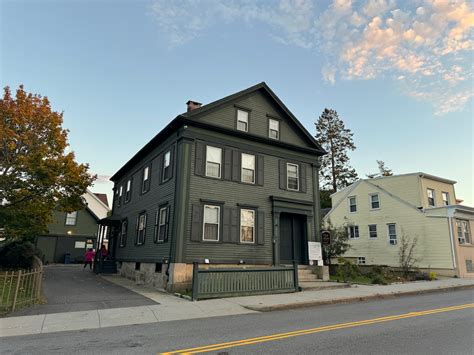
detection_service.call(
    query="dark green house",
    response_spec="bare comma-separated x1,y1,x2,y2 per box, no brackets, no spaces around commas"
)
103,82,326,291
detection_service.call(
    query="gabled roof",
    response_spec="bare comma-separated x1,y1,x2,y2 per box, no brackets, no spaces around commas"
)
93,193,109,207
83,190,110,220
363,172,456,185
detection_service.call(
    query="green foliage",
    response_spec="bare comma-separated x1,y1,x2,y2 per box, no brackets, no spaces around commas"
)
321,219,351,265
336,258,361,282
320,188,333,209
0,239,39,269
428,271,437,281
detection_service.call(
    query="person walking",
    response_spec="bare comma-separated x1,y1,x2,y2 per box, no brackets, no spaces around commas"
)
84,248,95,270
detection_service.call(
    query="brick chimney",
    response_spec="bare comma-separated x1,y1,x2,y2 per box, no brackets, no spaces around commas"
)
186,100,202,112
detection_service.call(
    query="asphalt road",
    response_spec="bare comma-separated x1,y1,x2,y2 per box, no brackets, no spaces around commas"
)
10,265,156,316
1,289,473,354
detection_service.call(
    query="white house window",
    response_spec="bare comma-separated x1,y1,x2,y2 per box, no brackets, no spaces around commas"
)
357,257,366,265
240,209,255,243
269,119,279,139
65,211,77,226
348,225,359,239
388,223,397,245
125,179,131,202
457,220,471,244
136,213,147,245
236,109,249,132
442,192,449,206
205,146,222,179
370,193,380,209
203,205,220,241
119,220,128,247
368,224,377,239
241,153,255,184
142,166,150,193
349,196,357,213
155,207,167,242
162,150,171,181
287,163,299,191
118,185,123,205
427,189,435,207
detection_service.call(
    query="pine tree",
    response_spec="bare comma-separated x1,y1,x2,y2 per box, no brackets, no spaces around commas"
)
377,160,393,176
315,108,358,192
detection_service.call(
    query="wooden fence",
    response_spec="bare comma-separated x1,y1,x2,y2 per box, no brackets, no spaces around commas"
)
0,268,44,313
192,262,299,301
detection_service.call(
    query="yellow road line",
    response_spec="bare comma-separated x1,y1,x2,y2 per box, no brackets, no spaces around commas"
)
161,303,474,354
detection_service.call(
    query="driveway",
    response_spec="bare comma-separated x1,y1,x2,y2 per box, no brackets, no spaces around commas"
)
10,265,157,316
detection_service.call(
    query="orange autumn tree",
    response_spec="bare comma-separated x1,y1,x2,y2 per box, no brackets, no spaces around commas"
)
0,85,96,240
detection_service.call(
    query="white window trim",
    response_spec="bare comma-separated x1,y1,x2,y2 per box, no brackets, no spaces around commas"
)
368,224,377,239
348,196,357,213
137,213,147,245
236,109,249,132
240,209,255,244
427,188,435,207
286,163,299,191
241,153,256,184
120,220,127,247
205,146,222,179
357,257,366,265
157,207,167,242
387,223,397,246
162,150,171,181
268,118,280,140
442,191,450,206
202,205,220,242
369,193,380,210
348,225,359,239
65,211,77,226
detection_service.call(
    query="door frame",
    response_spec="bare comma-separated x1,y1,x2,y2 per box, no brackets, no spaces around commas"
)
279,212,308,264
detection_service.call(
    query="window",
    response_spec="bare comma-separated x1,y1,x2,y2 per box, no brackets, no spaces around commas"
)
236,109,249,132
205,146,222,179
442,192,450,206
241,153,255,184
203,205,220,241
457,220,471,244
357,257,366,265
370,193,380,209
240,209,255,243
118,185,123,206
125,179,132,203
427,188,435,207
269,118,279,139
136,213,147,245
388,223,397,245
287,163,299,191
154,207,168,243
368,224,377,239
348,225,359,239
162,150,172,182
142,166,150,193
119,220,128,247
349,196,357,213
65,211,77,226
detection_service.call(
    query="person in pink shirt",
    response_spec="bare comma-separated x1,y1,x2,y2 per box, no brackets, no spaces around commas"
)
84,248,95,270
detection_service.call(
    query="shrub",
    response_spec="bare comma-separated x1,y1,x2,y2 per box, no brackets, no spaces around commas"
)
371,274,388,285
428,271,437,281
336,258,361,282
0,239,39,269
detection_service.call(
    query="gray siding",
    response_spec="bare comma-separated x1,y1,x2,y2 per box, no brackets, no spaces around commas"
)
113,135,177,262
194,90,311,149
47,209,98,237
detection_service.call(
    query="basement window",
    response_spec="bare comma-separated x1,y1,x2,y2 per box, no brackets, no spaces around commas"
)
155,263,163,273
135,262,141,271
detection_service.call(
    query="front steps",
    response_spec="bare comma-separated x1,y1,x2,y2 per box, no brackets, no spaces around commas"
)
298,265,319,282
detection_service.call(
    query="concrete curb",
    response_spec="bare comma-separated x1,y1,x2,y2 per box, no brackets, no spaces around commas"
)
244,284,474,312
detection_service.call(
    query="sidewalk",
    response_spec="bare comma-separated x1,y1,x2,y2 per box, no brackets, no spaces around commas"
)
1,276,473,337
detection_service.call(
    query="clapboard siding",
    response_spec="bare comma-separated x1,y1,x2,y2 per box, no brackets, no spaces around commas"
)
194,90,311,149
113,135,177,262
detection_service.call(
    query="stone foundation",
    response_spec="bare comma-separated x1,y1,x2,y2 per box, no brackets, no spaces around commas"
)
118,262,169,290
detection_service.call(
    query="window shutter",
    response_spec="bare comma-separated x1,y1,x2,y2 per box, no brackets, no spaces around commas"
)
135,216,139,245
300,164,307,193
169,145,175,181
232,150,241,182
143,213,147,245
191,204,203,242
164,206,170,242
257,211,265,245
279,160,286,190
223,148,232,181
157,154,163,184
256,155,264,186
195,142,205,176
230,208,239,243
222,207,232,243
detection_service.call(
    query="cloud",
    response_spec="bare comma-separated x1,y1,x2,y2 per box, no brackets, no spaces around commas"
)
150,0,474,115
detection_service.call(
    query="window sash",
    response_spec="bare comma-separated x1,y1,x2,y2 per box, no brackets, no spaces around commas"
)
369,224,377,238
286,163,299,191
156,207,167,242
203,205,220,241
137,214,147,245
427,189,435,206
348,226,359,239
349,197,357,212
241,153,255,184
120,221,127,246
237,110,249,132
240,209,255,243
442,192,449,205
142,166,150,192
370,194,380,209
163,151,171,181
65,211,77,225
388,224,397,245
269,119,279,139
206,146,222,178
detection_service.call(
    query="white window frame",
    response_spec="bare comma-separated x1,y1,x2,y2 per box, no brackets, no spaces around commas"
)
388,223,397,245
236,109,249,132
125,179,131,202
65,211,78,226
369,193,380,210
142,166,150,193
241,153,256,184
442,191,450,206
202,205,220,242
348,196,357,213
240,209,255,244
162,150,171,182
348,225,359,239
427,188,435,207
368,224,377,239
119,220,127,247
268,118,279,140
286,163,299,191
357,257,366,265
137,213,147,245
205,146,222,179
156,207,167,242
457,220,471,245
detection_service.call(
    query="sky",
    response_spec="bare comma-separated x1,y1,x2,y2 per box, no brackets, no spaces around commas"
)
1,0,473,206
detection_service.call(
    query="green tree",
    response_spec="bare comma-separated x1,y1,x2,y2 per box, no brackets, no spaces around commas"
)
315,108,358,192
321,218,351,265
0,85,96,240
367,160,393,178
320,189,332,209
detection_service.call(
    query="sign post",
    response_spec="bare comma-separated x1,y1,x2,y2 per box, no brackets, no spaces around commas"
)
308,241,323,266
